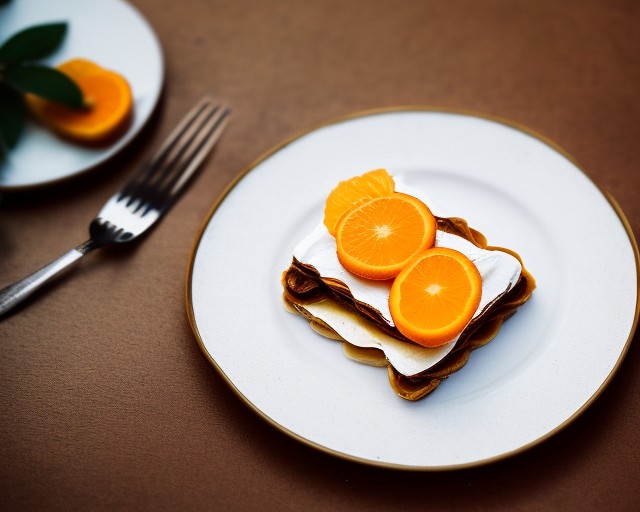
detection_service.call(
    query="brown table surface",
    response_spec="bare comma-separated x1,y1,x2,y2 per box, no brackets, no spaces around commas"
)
2,0,639,510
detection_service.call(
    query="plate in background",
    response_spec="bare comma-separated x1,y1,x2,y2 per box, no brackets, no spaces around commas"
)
0,0,164,190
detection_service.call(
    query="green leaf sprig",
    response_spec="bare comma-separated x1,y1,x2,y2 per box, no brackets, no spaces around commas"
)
0,21,84,157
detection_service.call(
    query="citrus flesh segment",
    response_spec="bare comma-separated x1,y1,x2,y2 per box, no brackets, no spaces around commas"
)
335,192,437,280
389,247,482,347
323,169,395,236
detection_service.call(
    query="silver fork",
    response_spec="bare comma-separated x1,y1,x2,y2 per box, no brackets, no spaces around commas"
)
0,97,230,317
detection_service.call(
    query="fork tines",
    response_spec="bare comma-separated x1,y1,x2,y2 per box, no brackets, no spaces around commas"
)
120,98,230,214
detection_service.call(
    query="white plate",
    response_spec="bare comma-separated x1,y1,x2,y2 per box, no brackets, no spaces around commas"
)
0,0,164,190
187,109,639,469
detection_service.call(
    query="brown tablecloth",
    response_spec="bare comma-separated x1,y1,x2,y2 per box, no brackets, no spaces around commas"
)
2,0,639,510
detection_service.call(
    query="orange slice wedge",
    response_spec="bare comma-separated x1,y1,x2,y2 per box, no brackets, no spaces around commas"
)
335,192,437,280
324,169,395,236
389,247,482,347
26,58,133,145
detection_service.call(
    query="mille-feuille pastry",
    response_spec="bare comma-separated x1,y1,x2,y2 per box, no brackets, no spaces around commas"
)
282,169,535,400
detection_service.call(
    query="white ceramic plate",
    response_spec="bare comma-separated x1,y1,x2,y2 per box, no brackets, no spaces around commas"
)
0,0,164,190
187,109,639,469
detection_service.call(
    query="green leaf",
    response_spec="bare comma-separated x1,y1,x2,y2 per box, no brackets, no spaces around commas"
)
0,22,67,65
4,64,83,109
0,83,26,149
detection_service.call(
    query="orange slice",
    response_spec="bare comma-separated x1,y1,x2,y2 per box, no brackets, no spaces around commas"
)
324,169,395,236
335,192,437,280
26,58,133,145
389,247,482,347
57,58,104,78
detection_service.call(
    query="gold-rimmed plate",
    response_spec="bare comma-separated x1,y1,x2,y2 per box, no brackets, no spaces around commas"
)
186,109,638,469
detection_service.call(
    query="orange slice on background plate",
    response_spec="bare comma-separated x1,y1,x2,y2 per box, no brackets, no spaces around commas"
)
57,58,104,78
26,58,133,145
389,247,482,347
335,192,437,280
323,168,395,236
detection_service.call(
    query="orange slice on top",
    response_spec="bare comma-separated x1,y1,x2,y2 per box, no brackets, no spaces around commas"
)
324,169,395,236
26,58,133,145
335,192,437,280
389,247,482,347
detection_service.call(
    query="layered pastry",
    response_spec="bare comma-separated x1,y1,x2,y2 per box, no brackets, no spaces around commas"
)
282,170,535,400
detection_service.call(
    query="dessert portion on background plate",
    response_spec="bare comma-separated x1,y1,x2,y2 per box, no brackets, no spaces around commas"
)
282,169,536,400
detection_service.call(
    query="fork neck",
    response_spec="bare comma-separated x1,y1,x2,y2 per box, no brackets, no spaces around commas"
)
78,239,102,254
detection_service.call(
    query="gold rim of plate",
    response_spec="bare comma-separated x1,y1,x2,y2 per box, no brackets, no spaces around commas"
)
184,106,640,471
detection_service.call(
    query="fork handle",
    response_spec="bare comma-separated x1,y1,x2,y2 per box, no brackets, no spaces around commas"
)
0,240,97,317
